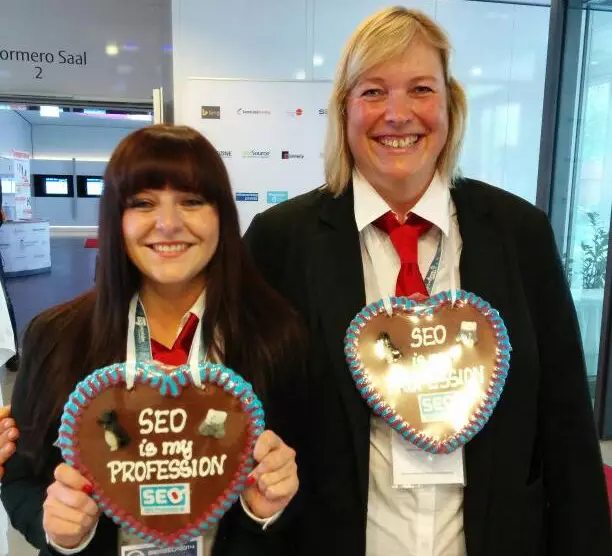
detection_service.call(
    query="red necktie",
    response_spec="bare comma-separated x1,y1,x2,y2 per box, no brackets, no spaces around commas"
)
374,211,432,296
150,313,199,366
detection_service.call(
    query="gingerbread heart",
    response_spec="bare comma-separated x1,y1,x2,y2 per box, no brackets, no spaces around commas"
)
344,290,510,454
58,362,264,547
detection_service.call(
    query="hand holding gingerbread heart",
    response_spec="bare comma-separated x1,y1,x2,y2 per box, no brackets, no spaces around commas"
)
243,430,298,519
43,464,100,549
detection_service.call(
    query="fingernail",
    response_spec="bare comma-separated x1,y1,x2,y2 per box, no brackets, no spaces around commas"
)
245,476,257,488
82,482,94,495
7,430,17,440
3,421,12,430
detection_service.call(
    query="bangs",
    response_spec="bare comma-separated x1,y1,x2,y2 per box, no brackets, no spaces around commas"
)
343,12,450,96
109,130,217,206
346,27,419,92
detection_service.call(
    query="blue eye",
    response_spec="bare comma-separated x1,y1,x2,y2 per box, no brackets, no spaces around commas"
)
414,86,434,94
362,88,384,97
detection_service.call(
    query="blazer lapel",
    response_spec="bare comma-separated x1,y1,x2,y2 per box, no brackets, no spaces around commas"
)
309,186,371,503
452,181,511,556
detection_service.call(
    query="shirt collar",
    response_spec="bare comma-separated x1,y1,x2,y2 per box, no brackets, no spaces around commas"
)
353,169,451,237
180,289,206,329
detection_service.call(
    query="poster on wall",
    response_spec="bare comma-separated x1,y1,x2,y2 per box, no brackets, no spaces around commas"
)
181,78,333,232
12,150,32,220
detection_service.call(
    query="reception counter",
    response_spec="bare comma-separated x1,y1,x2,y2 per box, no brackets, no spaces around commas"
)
0,219,51,277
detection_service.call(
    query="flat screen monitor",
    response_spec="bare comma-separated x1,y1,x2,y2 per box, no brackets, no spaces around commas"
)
77,176,104,197
33,174,74,197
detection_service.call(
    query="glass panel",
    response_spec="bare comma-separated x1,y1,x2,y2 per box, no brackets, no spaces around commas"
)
566,9,612,397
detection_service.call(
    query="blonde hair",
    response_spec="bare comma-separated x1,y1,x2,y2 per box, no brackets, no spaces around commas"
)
324,6,468,194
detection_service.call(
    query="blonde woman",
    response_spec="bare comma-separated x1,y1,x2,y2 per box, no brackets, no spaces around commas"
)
245,7,611,556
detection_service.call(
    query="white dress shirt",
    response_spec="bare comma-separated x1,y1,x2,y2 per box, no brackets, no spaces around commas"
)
353,170,467,556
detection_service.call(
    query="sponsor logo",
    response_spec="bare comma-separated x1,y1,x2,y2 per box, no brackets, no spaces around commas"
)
281,150,304,160
286,108,303,117
236,192,259,202
318,108,328,115
418,392,461,423
242,150,271,159
237,108,271,116
267,191,289,204
139,483,190,516
217,150,232,159
201,105,221,119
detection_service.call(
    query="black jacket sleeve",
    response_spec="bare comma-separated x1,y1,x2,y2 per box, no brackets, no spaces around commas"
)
524,210,612,554
1,315,54,552
0,316,119,556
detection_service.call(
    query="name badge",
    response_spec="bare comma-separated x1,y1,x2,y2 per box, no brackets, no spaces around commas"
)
121,536,203,556
391,432,465,488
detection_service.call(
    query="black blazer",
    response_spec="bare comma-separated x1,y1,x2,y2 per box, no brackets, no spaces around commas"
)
243,178,612,556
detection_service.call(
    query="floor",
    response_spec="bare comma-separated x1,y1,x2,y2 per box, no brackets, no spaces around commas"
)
0,237,609,555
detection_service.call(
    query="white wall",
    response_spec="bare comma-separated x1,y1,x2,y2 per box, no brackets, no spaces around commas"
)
0,109,32,157
173,0,550,206
32,125,134,160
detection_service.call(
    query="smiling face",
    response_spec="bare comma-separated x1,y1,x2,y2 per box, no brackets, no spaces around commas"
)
346,39,449,205
122,187,220,291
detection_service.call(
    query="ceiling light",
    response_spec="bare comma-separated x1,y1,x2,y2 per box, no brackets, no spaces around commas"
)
40,106,60,118
106,44,119,56
127,114,153,122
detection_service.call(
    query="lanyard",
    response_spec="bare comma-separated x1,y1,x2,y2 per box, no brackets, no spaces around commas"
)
367,199,458,315
125,293,207,389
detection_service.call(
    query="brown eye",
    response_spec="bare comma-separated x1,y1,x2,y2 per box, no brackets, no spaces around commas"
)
182,196,207,207
127,197,153,209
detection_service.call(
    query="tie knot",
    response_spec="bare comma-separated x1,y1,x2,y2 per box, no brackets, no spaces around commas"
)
374,211,432,236
374,211,432,263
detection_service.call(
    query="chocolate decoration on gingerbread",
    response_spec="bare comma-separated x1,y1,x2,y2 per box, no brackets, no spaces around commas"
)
97,410,131,452
58,362,264,547
344,290,510,454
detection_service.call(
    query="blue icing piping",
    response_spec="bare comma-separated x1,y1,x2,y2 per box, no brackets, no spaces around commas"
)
59,423,74,435
73,392,86,405
63,413,76,424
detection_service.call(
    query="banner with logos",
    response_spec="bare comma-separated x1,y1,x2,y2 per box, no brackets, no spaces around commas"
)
12,150,32,220
182,79,332,232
